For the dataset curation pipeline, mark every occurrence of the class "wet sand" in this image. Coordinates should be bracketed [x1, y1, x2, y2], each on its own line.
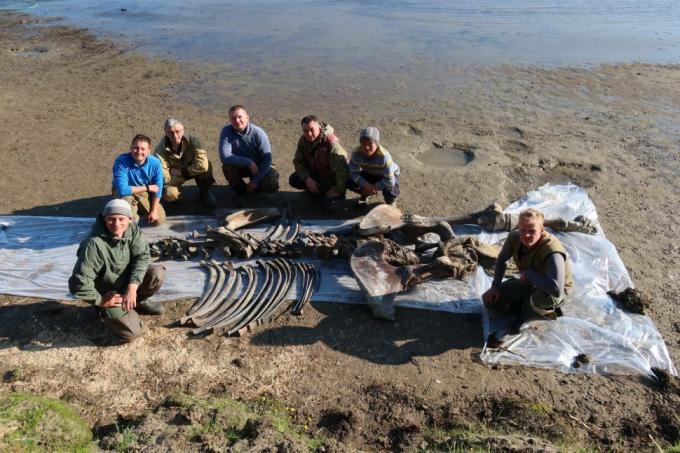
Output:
[1, 11, 680, 451]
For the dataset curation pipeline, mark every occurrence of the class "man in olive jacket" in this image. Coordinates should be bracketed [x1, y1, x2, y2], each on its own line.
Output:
[289, 115, 350, 212]
[69, 199, 166, 342]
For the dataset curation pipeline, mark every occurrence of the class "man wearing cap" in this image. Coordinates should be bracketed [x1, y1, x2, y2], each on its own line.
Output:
[154, 118, 217, 207]
[289, 115, 350, 213]
[348, 127, 401, 205]
[112, 134, 166, 225]
[218, 105, 279, 196]
[69, 199, 166, 343]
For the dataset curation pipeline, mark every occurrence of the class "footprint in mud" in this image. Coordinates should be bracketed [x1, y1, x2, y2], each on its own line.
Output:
[418, 143, 475, 167]
[499, 126, 525, 139]
[501, 139, 533, 154]
[407, 124, 424, 136]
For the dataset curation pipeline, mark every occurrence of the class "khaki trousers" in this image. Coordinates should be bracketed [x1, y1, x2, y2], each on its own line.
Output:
[100, 264, 166, 342]
[118, 192, 167, 225]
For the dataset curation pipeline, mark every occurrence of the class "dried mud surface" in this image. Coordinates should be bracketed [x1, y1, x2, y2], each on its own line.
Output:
[1, 12, 680, 451]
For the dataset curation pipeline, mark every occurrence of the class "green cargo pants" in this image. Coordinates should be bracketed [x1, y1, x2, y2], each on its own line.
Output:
[489, 278, 565, 318]
[100, 264, 166, 342]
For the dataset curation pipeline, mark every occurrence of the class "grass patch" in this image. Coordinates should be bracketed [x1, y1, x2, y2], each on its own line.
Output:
[185, 394, 328, 451]
[0, 392, 93, 452]
[422, 420, 590, 453]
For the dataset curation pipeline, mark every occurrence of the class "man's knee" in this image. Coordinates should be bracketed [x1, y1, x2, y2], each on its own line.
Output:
[259, 168, 280, 193]
[100, 308, 143, 342]
[145, 264, 166, 292]
[529, 289, 564, 315]
[194, 164, 216, 187]
[289, 172, 306, 190]
[163, 186, 181, 202]
[138, 264, 166, 300]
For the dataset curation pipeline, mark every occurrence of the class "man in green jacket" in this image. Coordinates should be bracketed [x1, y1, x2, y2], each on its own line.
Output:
[154, 118, 217, 207]
[288, 115, 350, 213]
[69, 199, 166, 342]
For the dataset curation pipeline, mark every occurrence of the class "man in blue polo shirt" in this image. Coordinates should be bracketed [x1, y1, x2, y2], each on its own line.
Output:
[218, 105, 279, 196]
[112, 134, 165, 225]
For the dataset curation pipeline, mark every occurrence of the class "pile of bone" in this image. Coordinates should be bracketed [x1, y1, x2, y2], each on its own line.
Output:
[150, 237, 211, 261]
[181, 258, 320, 337]
[151, 206, 355, 261]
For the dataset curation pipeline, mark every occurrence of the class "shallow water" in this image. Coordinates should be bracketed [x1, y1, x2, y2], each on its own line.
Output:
[11, 0, 680, 70]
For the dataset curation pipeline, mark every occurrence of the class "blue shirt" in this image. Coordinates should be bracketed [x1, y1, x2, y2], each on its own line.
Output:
[112, 153, 164, 197]
[218, 123, 272, 184]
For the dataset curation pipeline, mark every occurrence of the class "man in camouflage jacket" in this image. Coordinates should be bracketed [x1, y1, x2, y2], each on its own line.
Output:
[154, 118, 216, 207]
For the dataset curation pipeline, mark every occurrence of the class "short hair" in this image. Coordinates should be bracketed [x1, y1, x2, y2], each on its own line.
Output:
[130, 133, 151, 147]
[228, 105, 247, 115]
[301, 115, 319, 125]
[164, 117, 183, 130]
[519, 208, 544, 224]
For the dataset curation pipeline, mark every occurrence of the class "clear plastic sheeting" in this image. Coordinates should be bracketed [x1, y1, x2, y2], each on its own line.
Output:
[476, 184, 677, 377]
[0, 215, 478, 313]
[0, 183, 675, 377]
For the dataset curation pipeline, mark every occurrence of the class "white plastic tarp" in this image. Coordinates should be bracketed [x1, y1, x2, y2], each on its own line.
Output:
[0, 183, 675, 377]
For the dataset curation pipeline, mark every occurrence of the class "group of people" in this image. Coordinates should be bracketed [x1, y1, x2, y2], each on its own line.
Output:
[111, 105, 401, 226]
[68, 105, 572, 343]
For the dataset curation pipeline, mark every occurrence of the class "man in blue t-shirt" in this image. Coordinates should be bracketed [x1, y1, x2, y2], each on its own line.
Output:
[112, 134, 166, 225]
[218, 105, 279, 196]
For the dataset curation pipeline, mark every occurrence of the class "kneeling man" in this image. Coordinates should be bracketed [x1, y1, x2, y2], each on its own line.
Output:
[219, 105, 279, 196]
[69, 199, 166, 342]
[154, 118, 216, 207]
[482, 208, 573, 326]
[289, 115, 350, 212]
[112, 134, 165, 225]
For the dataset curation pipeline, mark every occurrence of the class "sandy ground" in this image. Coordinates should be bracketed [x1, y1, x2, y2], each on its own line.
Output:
[1, 12, 680, 451]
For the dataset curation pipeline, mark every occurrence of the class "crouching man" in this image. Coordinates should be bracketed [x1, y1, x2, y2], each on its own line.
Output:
[154, 118, 216, 207]
[289, 115, 350, 213]
[482, 208, 573, 327]
[68, 199, 166, 343]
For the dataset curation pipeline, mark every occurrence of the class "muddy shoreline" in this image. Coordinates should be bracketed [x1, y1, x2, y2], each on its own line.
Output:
[1, 11, 680, 451]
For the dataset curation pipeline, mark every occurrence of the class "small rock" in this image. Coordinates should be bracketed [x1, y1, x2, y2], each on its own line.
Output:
[432, 141, 444, 148]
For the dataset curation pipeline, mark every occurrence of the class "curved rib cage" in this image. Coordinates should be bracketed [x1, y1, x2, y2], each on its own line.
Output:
[184, 258, 320, 337]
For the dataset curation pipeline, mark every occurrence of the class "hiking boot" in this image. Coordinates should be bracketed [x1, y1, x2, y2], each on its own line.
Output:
[137, 299, 164, 315]
[199, 187, 217, 207]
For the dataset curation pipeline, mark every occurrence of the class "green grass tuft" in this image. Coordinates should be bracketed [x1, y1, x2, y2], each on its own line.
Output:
[0, 392, 93, 452]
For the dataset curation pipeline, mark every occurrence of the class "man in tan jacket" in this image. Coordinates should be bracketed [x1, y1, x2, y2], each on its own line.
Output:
[154, 118, 216, 206]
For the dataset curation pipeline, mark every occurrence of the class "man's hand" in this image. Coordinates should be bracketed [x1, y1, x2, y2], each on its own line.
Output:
[249, 162, 258, 176]
[147, 184, 160, 194]
[122, 283, 139, 311]
[305, 177, 320, 193]
[148, 208, 159, 224]
[247, 180, 258, 192]
[101, 291, 122, 308]
[326, 187, 340, 198]
[361, 184, 379, 196]
[482, 287, 501, 307]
